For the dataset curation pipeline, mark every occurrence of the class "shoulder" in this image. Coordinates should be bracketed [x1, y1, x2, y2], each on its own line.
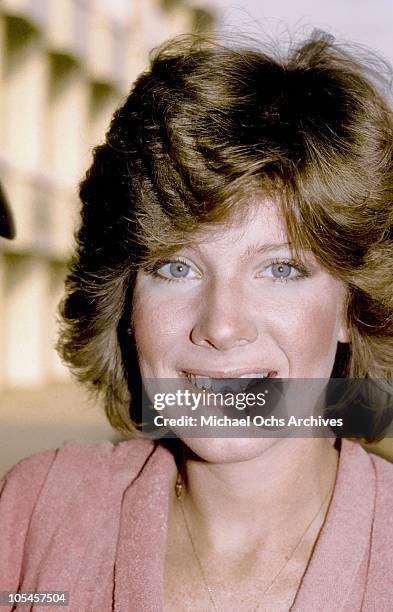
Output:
[0, 438, 164, 544]
[336, 441, 393, 553]
[367, 450, 393, 526]
[342, 440, 393, 500]
[0, 440, 170, 590]
[360, 451, 393, 607]
[368, 449, 393, 486]
[364, 449, 393, 526]
[1, 437, 160, 498]
[0, 438, 168, 589]
[353, 446, 393, 527]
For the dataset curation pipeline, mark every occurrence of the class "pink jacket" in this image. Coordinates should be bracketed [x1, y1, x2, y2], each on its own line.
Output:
[0, 439, 392, 611]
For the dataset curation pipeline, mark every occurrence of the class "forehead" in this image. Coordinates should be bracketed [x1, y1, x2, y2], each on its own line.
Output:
[189, 201, 288, 253]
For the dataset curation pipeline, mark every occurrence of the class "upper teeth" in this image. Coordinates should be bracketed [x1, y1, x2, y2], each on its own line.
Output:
[186, 372, 269, 392]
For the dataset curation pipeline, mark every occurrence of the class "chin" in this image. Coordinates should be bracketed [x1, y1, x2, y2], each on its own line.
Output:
[179, 436, 281, 464]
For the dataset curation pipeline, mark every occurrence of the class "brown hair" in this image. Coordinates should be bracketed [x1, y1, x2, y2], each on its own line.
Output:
[58, 32, 393, 435]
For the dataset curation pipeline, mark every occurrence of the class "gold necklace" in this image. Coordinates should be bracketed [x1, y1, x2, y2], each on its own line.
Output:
[175, 474, 331, 612]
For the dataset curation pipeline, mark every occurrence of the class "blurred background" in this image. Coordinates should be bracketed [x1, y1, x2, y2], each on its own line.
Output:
[0, 0, 392, 477]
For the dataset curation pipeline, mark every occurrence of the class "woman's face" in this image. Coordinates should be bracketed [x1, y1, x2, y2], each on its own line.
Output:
[132, 201, 348, 462]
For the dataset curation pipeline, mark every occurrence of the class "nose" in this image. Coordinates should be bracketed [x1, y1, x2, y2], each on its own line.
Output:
[190, 278, 258, 351]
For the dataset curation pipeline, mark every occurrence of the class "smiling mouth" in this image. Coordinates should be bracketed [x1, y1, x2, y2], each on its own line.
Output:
[183, 371, 276, 393]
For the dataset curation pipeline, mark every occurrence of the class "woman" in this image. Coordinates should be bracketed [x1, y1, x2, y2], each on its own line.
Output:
[1, 32, 392, 611]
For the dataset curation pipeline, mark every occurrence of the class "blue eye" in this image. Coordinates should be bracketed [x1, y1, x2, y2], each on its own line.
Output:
[154, 259, 198, 280]
[168, 262, 190, 278]
[271, 262, 293, 279]
[262, 259, 309, 282]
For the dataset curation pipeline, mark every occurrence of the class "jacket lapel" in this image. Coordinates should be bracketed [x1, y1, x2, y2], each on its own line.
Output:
[292, 440, 375, 611]
[114, 444, 176, 612]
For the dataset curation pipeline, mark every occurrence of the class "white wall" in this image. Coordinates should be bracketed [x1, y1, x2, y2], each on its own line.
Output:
[210, 0, 393, 62]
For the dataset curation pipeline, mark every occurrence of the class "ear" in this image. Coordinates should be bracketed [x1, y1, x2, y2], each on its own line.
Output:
[337, 290, 349, 343]
[338, 323, 349, 343]
[337, 308, 349, 343]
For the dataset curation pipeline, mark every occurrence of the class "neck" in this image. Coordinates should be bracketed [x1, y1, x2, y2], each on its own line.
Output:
[176, 438, 338, 555]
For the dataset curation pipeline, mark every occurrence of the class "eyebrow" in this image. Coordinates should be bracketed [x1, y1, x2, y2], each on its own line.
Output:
[242, 242, 293, 259]
[185, 240, 297, 261]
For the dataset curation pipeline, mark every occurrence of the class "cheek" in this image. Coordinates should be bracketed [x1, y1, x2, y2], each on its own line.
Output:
[272, 293, 344, 376]
[132, 286, 193, 371]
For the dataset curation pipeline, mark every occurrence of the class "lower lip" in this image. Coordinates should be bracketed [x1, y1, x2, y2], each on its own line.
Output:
[180, 373, 277, 395]
[180, 370, 277, 379]
[179, 372, 277, 419]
